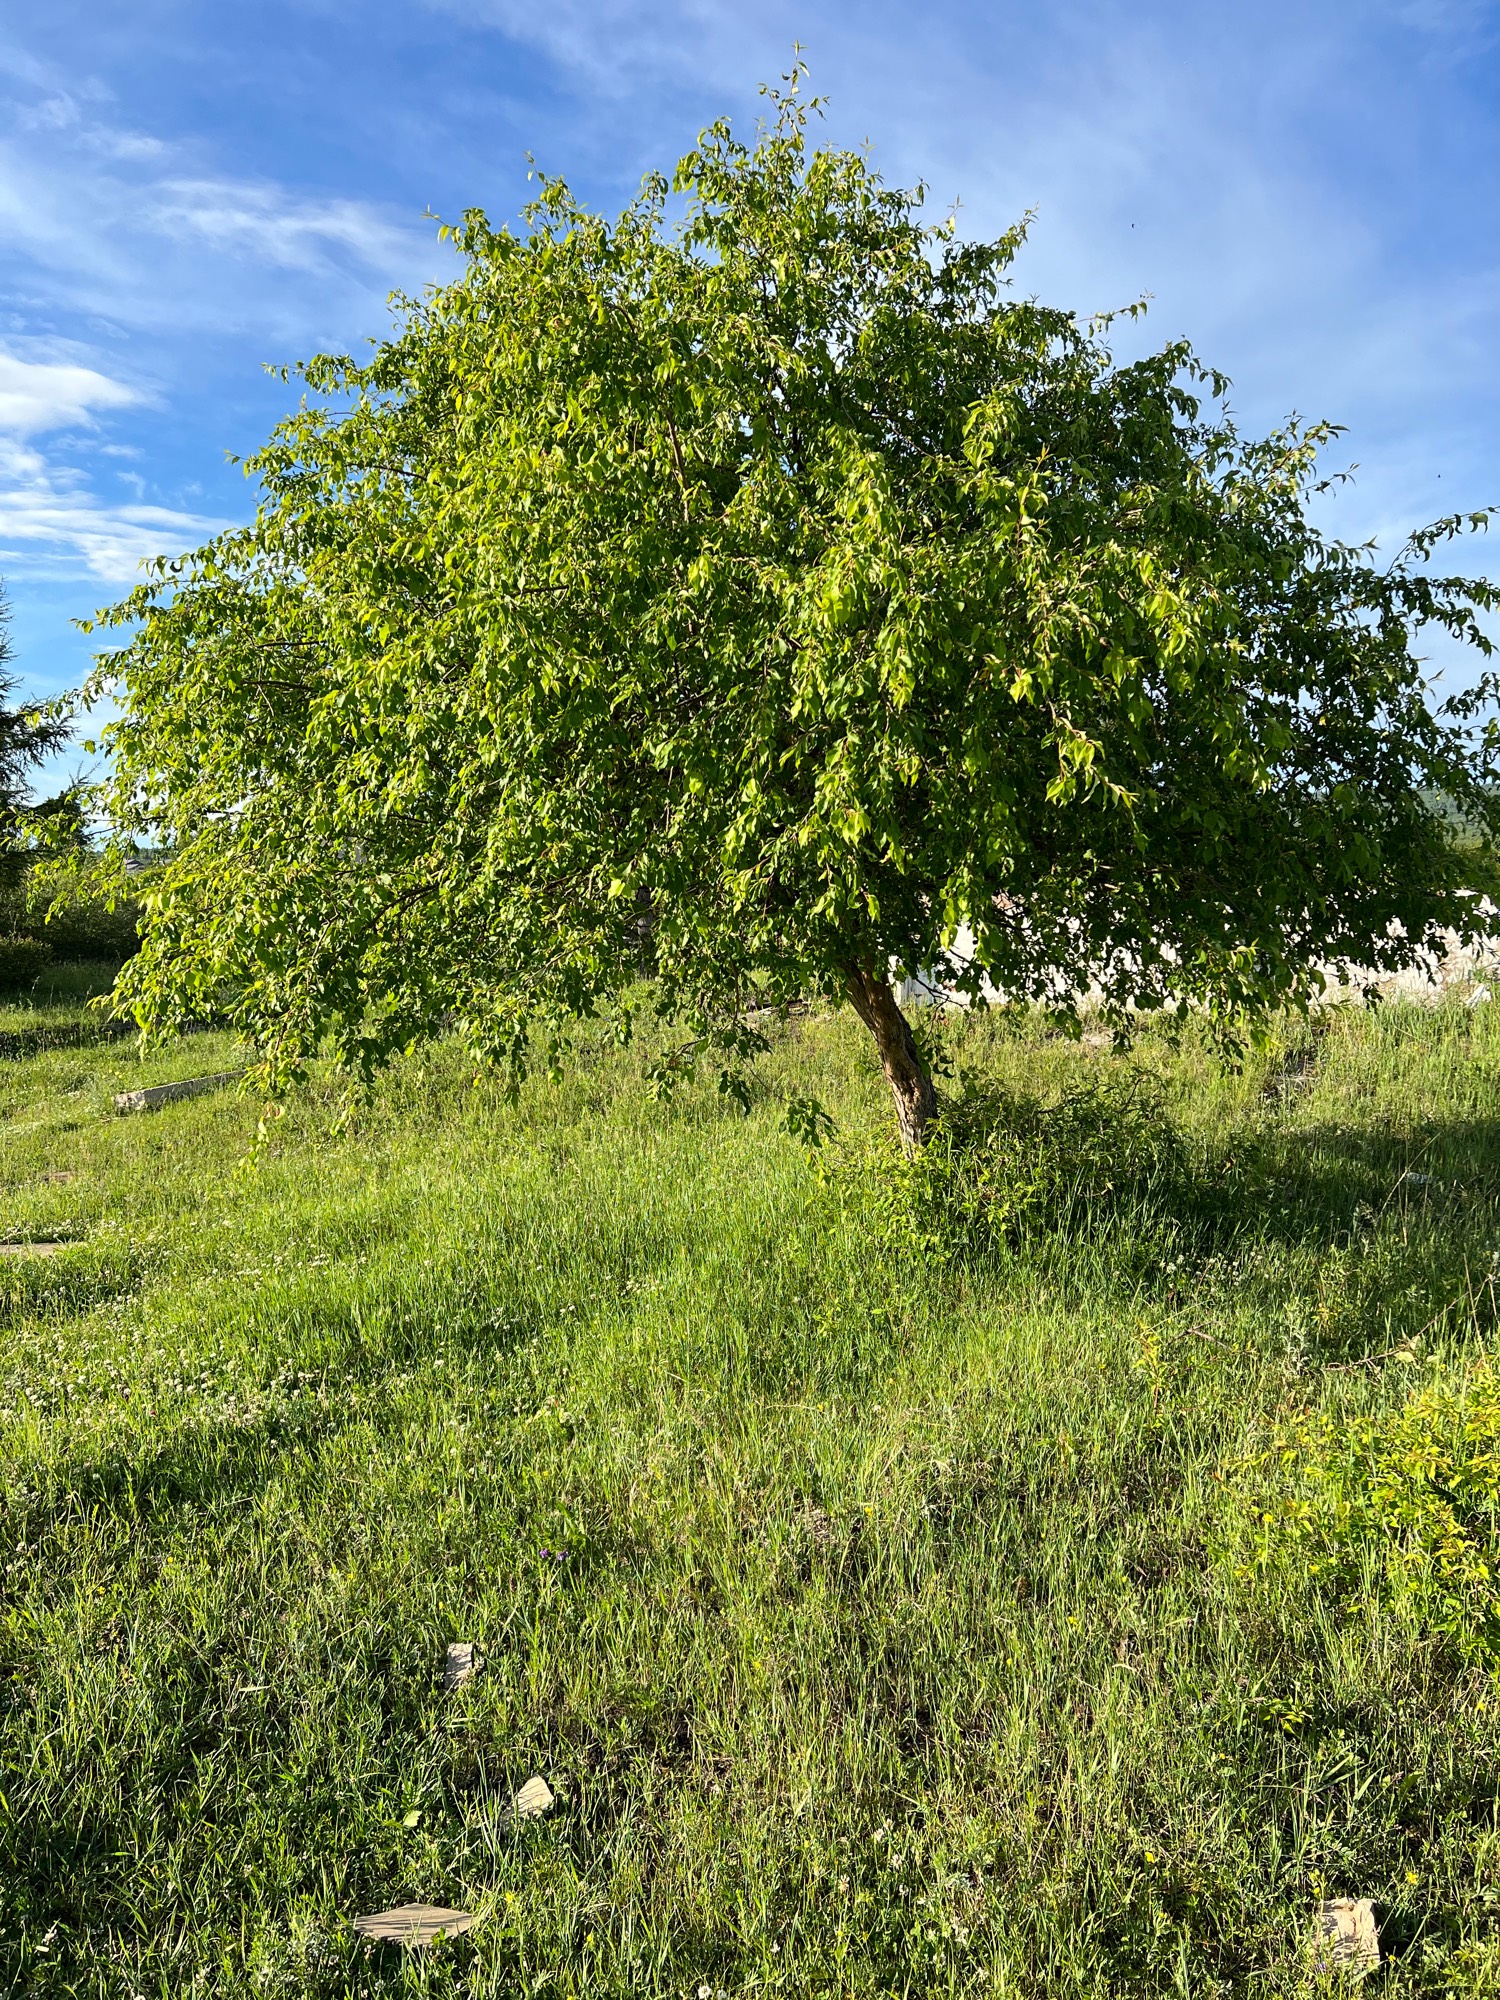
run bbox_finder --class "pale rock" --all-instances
[352,1904,477,1946]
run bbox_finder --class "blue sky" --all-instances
[2,0,1497,788]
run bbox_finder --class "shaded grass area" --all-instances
[7,959,133,1004]
[4,1004,1500,1993]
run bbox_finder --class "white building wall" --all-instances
[892,902,1500,1012]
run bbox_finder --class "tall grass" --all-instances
[3,1000,1500,1994]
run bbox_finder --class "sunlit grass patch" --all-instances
[1248,1354,1500,1663]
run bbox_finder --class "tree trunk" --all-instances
[844,964,938,1155]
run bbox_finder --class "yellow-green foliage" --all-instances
[23,857,139,965]
[1251,1361,1500,1661]
[80,85,1500,1110]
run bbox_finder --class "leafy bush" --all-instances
[31,891,138,963]
[0,865,139,998]
[0,859,143,966]
[0,933,52,993]
[1248,1360,1500,1661]
[871,1069,1191,1258]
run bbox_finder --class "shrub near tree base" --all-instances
[872,1068,1193,1259]
[79,72,1500,1148]
[0,935,52,992]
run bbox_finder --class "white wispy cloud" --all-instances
[0,488,233,583]
[1389,0,1494,38]
[0,42,440,589]
[0,348,224,582]
[422,0,751,93]
[152,178,428,280]
[0,350,139,435]
[0,46,443,342]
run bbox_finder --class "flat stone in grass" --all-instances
[442,1641,481,1690]
[0,1241,72,1257]
[513,1776,554,1819]
[113,1071,242,1114]
[1314,1898,1380,1978]
[352,1905,477,1947]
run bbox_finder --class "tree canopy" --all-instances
[80,76,1500,1147]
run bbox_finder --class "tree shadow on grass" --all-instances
[1179,1115,1500,1365]
[908,1075,1500,1366]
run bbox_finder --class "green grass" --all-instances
[0,957,123,1012]
[6,1000,1500,1994]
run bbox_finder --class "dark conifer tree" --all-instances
[0,580,71,888]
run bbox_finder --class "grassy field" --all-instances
[4,990,1500,1995]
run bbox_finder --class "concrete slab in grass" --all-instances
[1314,1898,1380,1978]
[113,1071,243,1114]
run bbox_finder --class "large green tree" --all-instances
[80,79,1500,1148]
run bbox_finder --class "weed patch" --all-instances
[1247,1357,1500,1662]
[854,1069,1219,1275]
